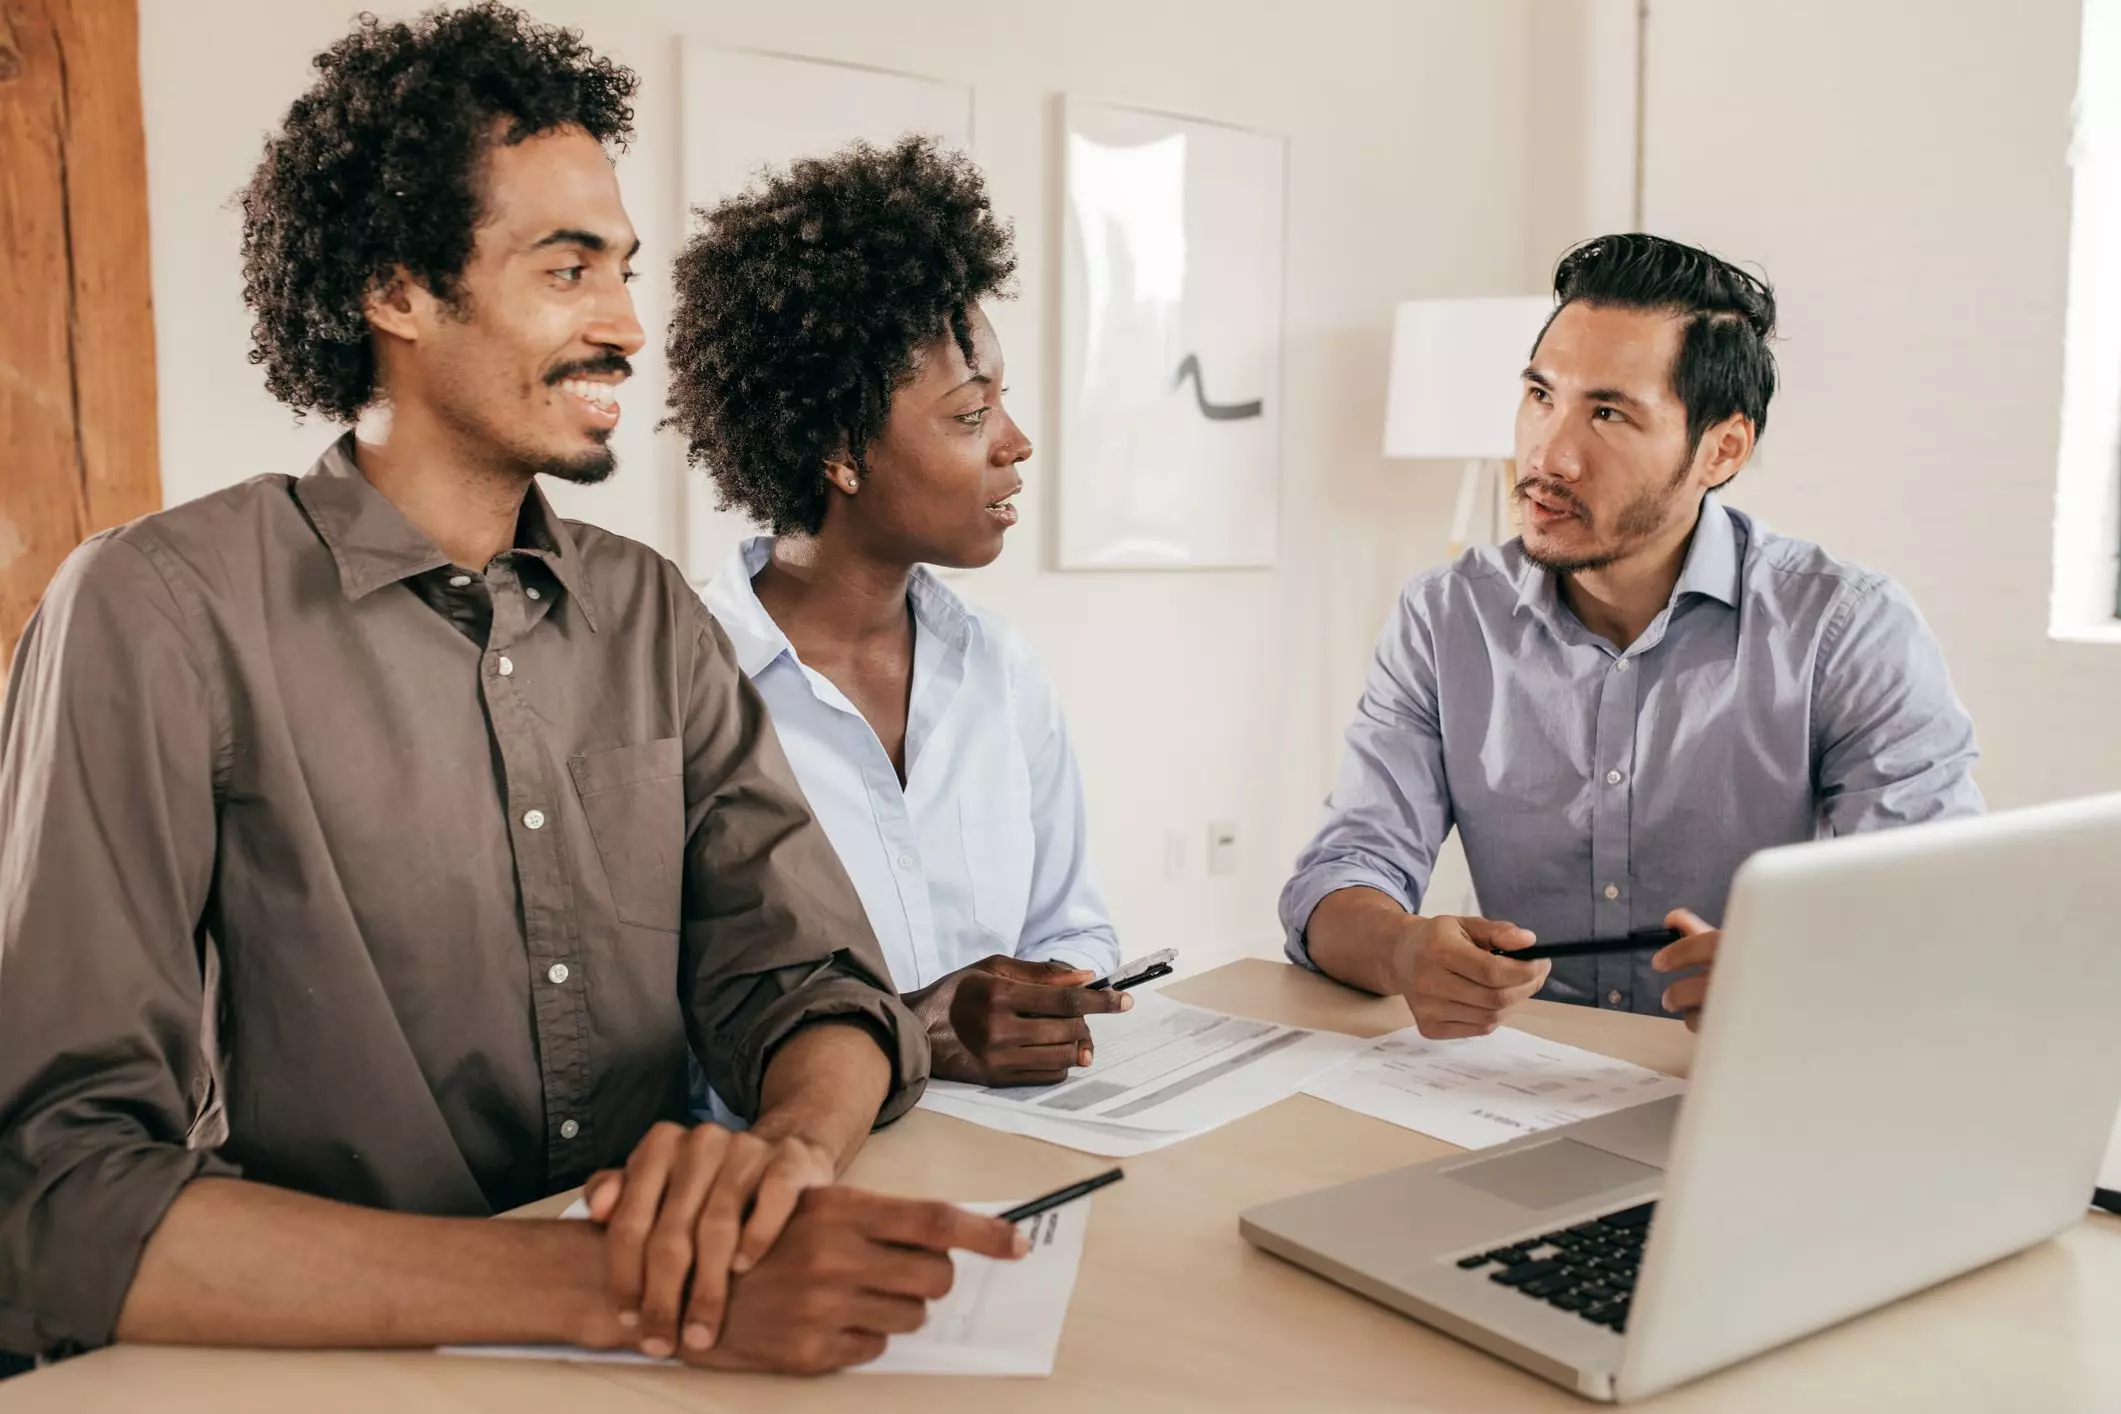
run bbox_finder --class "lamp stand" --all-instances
[1446,459,1518,558]
[1447,459,1483,558]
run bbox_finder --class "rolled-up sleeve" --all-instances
[1279,587,1455,968]
[1812,575,1984,834]
[676,614,929,1126]
[0,535,236,1359]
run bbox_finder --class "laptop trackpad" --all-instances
[1442,1138,1661,1210]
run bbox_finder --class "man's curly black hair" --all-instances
[238,3,636,422]
[664,135,1017,536]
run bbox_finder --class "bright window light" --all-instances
[2052,0,2121,643]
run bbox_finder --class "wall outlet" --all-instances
[1207,821,1239,876]
[1163,829,1191,880]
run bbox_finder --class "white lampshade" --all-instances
[1383,296,1555,460]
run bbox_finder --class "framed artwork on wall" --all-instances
[676,42,974,580]
[1056,99,1287,570]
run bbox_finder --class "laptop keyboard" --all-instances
[1452,1201,1655,1333]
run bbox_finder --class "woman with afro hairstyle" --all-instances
[667,136,1128,1099]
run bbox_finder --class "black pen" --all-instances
[1088,948,1177,992]
[997,1167,1124,1224]
[1509,926,1685,962]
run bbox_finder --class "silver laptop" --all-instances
[1241,794,2121,1402]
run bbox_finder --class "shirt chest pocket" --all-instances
[958,795,1036,945]
[569,738,684,933]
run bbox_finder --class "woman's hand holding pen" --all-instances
[906,956,1132,1087]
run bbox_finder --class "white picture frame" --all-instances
[1056,100,1287,570]
[676,43,974,581]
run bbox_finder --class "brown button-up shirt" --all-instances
[0,437,924,1359]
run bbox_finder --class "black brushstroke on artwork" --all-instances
[1171,354,1264,421]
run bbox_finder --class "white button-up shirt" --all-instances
[705,538,1121,991]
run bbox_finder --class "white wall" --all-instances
[140,0,2115,971]
[1639,0,2121,809]
[139,0,1538,969]
[1524,0,1641,283]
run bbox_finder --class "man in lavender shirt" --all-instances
[1282,235,1980,1036]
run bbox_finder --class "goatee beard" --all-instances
[1522,537,1623,574]
[532,440,617,486]
[1515,454,1691,573]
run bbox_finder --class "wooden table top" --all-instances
[11,959,2118,1412]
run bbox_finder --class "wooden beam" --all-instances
[0,0,160,667]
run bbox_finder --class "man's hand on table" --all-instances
[904,955,1132,1086]
[584,1120,836,1358]
[1651,908,1717,1032]
[1390,914,1551,1039]
[696,1187,1026,1374]
[574,1184,1028,1374]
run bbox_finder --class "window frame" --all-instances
[2052,0,2121,643]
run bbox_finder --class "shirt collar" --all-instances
[1670,493,1742,609]
[292,433,598,630]
[905,562,974,655]
[1511,492,1742,616]
[705,536,975,679]
[1511,545,1559,617]
[509,486,599,632]
[706,538,796,677]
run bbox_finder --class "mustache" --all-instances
[1513,476,1587,518]
[545,355,634,386]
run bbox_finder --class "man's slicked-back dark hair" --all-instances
[238,2,637,421]
[663,135,1017,537]
[1543,233,1778,452]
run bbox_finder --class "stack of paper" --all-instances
[1301,1025,1687,1150]
[918,991,1375,1156]
[442,1197,1089,1377]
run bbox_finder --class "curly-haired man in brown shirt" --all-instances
[0,3,1020,1375]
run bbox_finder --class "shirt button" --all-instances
[526,586,542,601]
[897,852,914,870]
[1614,658,1631,674]
[1604,883,1620,900]
[559,1119,580,1140]
[524,809,547,831]
[1607,989,1624,1006]
[1606,769,1624,785]
[449,574,472,588]
[497,655,514,677]
[547,962,570,985]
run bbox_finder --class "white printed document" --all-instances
[442,1198,1087,1376]
[1303,1025,1686,1150]
[918,991,1375,1156]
